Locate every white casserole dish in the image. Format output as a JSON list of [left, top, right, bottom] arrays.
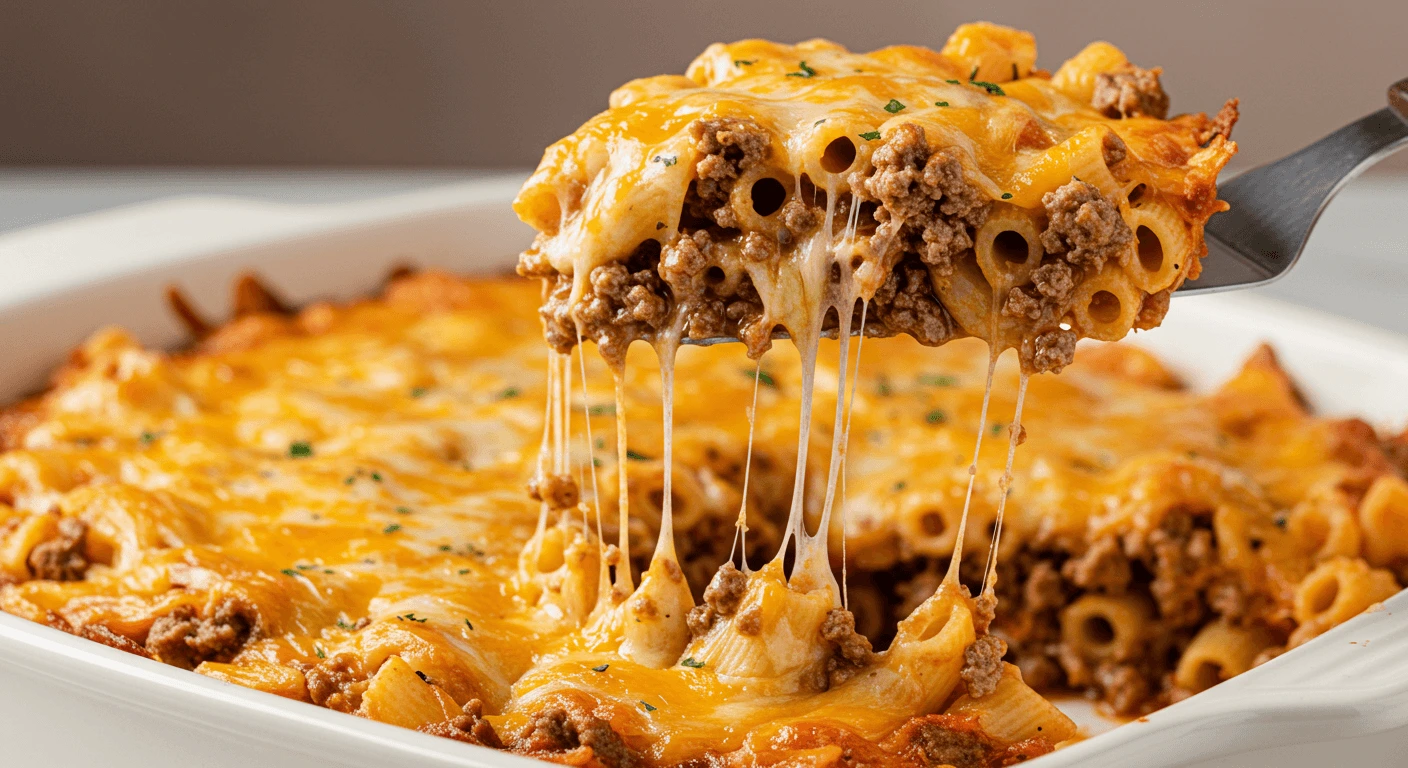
[[1, 177, 1407, 768]]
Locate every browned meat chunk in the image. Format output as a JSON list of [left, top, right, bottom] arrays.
[[1092, 65, 1170, 119], [529, 472, 580, 510], [1030, 328, 1077, 374], [821, 607, 875, 686], [1197, 98, 1241, 146], [514, 702, 643, 768], [871, 258, 958, 346], [960, 634, 1008, 697], [27, 517, 90, 581], [690, 117, 771, 228], [306, 652, 369, 713], [1040, 180, 1133, 269], [688, 561, 751, 637], [420, 699, 504, 748], [144, 598, 255, 670], [1061, 535, 1131, 593]]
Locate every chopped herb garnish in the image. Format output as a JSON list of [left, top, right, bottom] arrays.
[[458, 568, 470, 575], [439, 544, 453, 551], [971, 81, 1005, 96], [970, 65, 980, 80], [588, 404, 615, 416], [991, 423, 1005, 436], [919, 374, 957, 387], [498, 386, 521, 400], [336, 619, 355, 630], [640, 700, 658, 712], [785, 60, 817, 78], [877, 378, 893, 397], [883, 98, 906, 113], [745, 369, 777, 388], [652, 155, 678, 167], [395, 506, 412, 515], [945, 79, 961, 85], [858, 130, 881, 141], [280, 568, 299, 577], [626, 449, 650, 461], [324, 569, 334, 574], [410, 387, 428, 398], [383, 523, 402, 534], [814, 118, 827, 126], [935, 101, 949, 107], [396, 612, 427, 623], [296, 563, 315, 570], [140, 431, 158, 446], [592, 664, 610, 672], [370, 471, 383, 482], [592, 458, 603, 468], [926, 409, 947, 425], [681, 657, 705, 668], [314, 645, 325, 659], [1001, 192, 1013, 200], [595, 437, 606, 449], [344, 476, 355, 485], [893, 481, 907, 492], [289, 441, 313, 458], [464, 619, 474, 630], [734, 59, 755, 66]]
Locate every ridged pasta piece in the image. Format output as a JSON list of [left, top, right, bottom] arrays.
[[1060, 593, 1153, 663], [1287, 487, 1364, 562], [1068, 265, 1141, 342], [1359, 474, 1408, 567], [359, 655, 461, 729], [1172, 620, 1274, 693], [1289, 556, 1399, 646], [938, 22, 1037, 83], [1123, 198, 1193, 293], [945, 663, 1077, 744], [974, 203, 1044, 293], [1051, 41, 1131, 103], [799, 119, 877, 190], [1004, 126, 1123, 206], [517, 517, 602, 627], [197, 660, 311, 702]]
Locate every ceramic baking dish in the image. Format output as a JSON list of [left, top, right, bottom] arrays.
[[2, 178, 1407, 768]]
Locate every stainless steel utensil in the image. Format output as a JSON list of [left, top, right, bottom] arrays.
[[1185, 76, 1408, 294]]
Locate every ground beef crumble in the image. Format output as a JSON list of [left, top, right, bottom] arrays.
[[960, 634, 1008, 697], [1092, 65, 1170, 119], [144, 598, 256, 670], [821, 607, 875, 686], [27, 517, 90, 581], [305, 652, 369, 713], [420, 699, 504, 748], [689, 117, 771, 229], [1040, 180, 1133, 270], [515, 702, 643, 768]]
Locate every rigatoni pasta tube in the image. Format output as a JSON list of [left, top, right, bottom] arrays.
[[1060, 593, 1152, 662], [1173, 621, 1274, 693], [1360, 474, 1408, 567], [946, 663, 1077, 743], [1289, 556, 1399, 646]]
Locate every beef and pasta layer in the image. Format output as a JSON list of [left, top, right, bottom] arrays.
[[2, 274, 1405, 768]]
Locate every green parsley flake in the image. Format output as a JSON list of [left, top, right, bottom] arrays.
[[652, 155, 678, 166], [370, 472, 383, 482], [919, 374, 957, 387], [397, 612, 428, 623], [337, 619, 355, 630], [734, 59, 755, 66], [280, 568, 299, 577], [396, 506, 412, 515], [140, 431, 158, 446], [592, 664, 610, 672], [344, 476, 355, 485], [439, 544, 453, 551], [314, 646, 325, 659], [971, 81, 1005, 96], [814, 118, 827, 126], [410, 387, 428, 398], [945, 79, 961, 85], [464, 619, 474, 630], [926, 410, 947, 425], [296, 563, 315, 570], [1001, 192, 1013, 200], [877, 378, 894, 397], [893, 481, 907, 492], [383, 523, 402, 534], [592, 458, 603, 468], [324, 569, 334, 574], [992, 423, 1005, 436], [745, 369, 777, 388], [935, 101, 949, 107], [970, 65, 980, 80], [588, 404, 615, 416], [288, 441, 313, 458], [681, 657, 705, 668], [498, 386, 521, 400], [458, 568, 470, 575], [640, 701, 658, 712], [626, 449, 650, 461], [785, 60, 817, 78], [883, 98, 906, 113], [858, 130, 882, 141]]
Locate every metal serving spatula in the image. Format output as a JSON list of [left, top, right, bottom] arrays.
[[1184, 76, 1408, 294]]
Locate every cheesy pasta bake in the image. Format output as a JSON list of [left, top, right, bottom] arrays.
[[2, 22, 1406, 768]]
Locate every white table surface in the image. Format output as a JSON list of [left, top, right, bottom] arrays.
[[1, 168, 1404, 337]]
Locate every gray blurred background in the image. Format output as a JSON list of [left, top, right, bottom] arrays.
[[1, 0, 1404, 172]]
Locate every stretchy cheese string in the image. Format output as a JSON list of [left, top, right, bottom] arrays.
[[532, 347, 558, 537], [728, 357, 764, 572], [612, 373, 634, 593], [944, 351, 998, 586], [838, 300, 869, 610], [981, 372, 1029, 599], [650, 328, 682, 564], [577, 333, 609, 599]]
